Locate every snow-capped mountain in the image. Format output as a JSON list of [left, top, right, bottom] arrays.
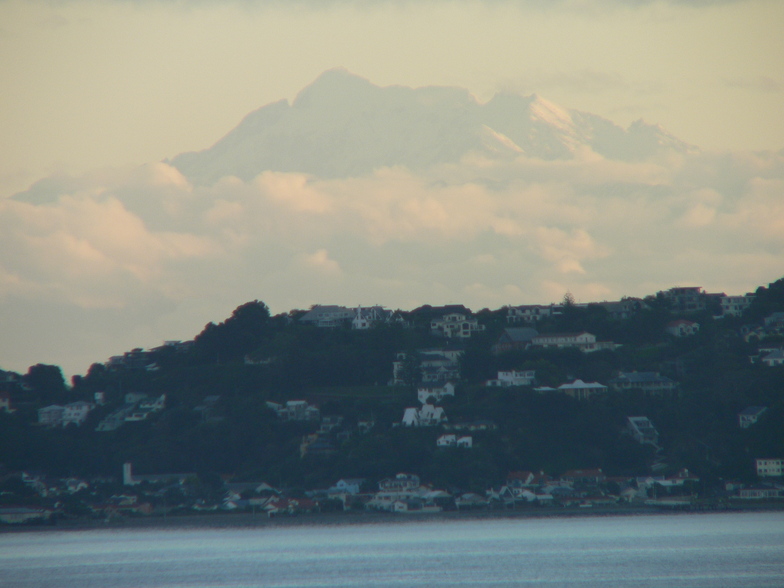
[[170, 68, 696, 185]]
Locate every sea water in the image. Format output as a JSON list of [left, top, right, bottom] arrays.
[[1, 511, 783, 587]]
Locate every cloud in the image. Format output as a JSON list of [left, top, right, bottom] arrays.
[[3, 146, 784, 375]]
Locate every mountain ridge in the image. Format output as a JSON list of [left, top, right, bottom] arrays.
[[169, 68, 697, 185]]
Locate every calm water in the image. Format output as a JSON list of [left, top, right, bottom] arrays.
[[1, 512, 783, 587]]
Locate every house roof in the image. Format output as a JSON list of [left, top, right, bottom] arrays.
[[610, 371, 674, 384], [498, 328, 539, 343], [739, 406, 767, 416], [558, 379, 606, 390]]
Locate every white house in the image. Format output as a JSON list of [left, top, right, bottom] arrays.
[[506, 304, 561, 324], [756, 458, 783, 477], [437, 434, 472, 448], [485, 370, 536, 387], [721, 294, 755, 317], [557, 379, 608, 400], [627, 416, 659, 446], [666, 319, 700, 337], [402, 404, 446, 427], [417, 382, 456, 404], [531, 332, 616, 353], [430, 313, 485, 339], [62, 401, 95, 427], [38, 405, 65, 427], [328, 478, 365, 495], [761, 349, 784, 367]]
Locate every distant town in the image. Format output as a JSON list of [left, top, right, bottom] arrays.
[[1, 280, 783, 525]]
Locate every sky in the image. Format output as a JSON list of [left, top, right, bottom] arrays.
[[1, 0, 783, 378]]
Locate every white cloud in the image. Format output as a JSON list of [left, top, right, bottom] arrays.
[[2, 146, 784, 375]]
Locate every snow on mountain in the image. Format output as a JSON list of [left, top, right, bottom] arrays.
[[170, 69, 696, 185]]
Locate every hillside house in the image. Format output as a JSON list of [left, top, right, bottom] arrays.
[[608, 371, 678, 395], [738, 406, 767, 429], [666, 319, 700, 337], [299, 305, 355, 328], [761, 349, 784, 367], [506, 304, 562, 324], [756, 459, 783, 477], [531, 332, 617, 353], [378, 473, 421, 492], [561, 469, 606, 486], [485, 370, 536, 388], [402, 404, 446, 427], [62, 401, 95, 426], [491, 327, 539, 354], [417, 382, 456, 404], [721, 294, 755, 317], [393, 348, 463, 385], [430, 313, 485, 339], [437, 434, 472, 448], [626, 416, 659, 446], [557, 379, 608, 400], [38, 405, 65, 427]]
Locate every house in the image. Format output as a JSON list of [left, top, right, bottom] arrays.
[[561, 469, 606, 486], [329, 479, 366, 495], [267, 400, 320, 422], [557, 379, 607, 400], [506, 304, 562, 324], [393, 348, 463, 385], [659, 286, 707, 313], [37, 405, 65, 427], [485, 370, 536, 388], [756, 458, 783, 477], [530, 332, 616, 353], [123, 462, 195, 486], [378, 473, 420, 492], [0, 391, 14, 413], [608, 371, 678, 395], [738, 406, 767, 429], [626, 416, 659, 446], [437, 434, 472, 448], [492, 328, 539, 354], [299, 305, 355, 328], [445, 420, 498, 432], [763, 312, 784, 330], [721, 294, 755, 317], [62, 401, 95, 426], [417, 382, 456, 404], [738, 485, 784, 499], [596, 298, 648, 320], [430, 312, 485, 339], [351, 305, 393, 329], [761, 349, 784, 367], [666, 319, 700, 337], [402, 404, 446, 427]]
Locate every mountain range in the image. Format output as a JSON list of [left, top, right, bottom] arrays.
[[169, 68, 696, 185]]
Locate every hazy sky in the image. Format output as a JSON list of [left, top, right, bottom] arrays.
[[1, 0, 783, 377]]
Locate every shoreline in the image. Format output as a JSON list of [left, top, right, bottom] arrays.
[[4, 501, 783, 534]]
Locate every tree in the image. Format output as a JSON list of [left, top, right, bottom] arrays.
[[24, 364, 67, 403]]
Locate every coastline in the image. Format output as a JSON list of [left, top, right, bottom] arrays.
[[4, 501, 783, 534]]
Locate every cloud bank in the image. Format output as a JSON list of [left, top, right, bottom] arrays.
[[2, 145, 783, 376]]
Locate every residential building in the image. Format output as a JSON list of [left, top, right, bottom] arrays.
[[402, 404, 446, 427], [0, 391, 13, 413], [626, 416, 659, 446], [666, 319, 700, 337], [596, 298, 648, 320], [721, 294, 755, 317], [430, 313, 485, 339], [392, 348, 463, 385], [506, 304, 562, 324], [763, 312, 784, 330], [378, 473, 420, 492], [328, 479, 366, 495], [659, 286, 707, 313], [531, 332, 617, 353], [761, 349, 784, 367], [62, 401, 95, 427], [561, 469, 606, 486], [299, 305, 355, 328], [437, 434, 472, 448], [756, 459, 783, 477], [738, 406, 767, 429], [485, 370, 536, 388], [417, 382, 456, 404], [738, 486, 784, 499], [491, 327, 539, 354], [608, 371, 678, 395], [557, 379, 608, 400], [352, 306, 393, 329], [38, 405, 65, 427]]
